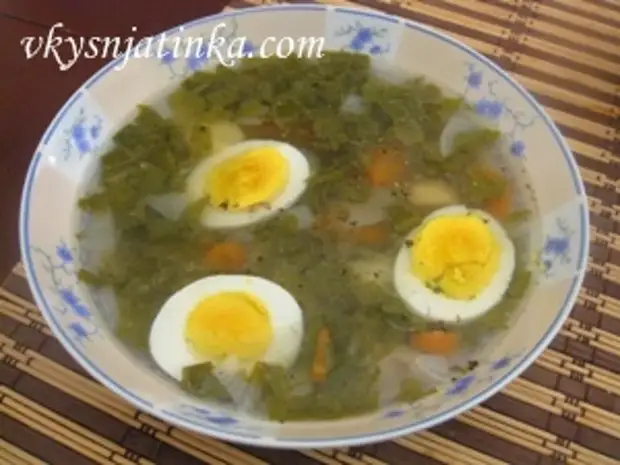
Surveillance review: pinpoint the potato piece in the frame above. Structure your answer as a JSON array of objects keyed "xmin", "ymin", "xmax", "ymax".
[
  {"xmin": 209, "ymin": 121, "xmax": 245, "ymax": 154},
  {"xmin": 408, "ymin": 179, "xmax": 458, "ymax": 207}
]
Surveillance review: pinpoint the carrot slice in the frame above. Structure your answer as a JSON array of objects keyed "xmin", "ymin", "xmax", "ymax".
[
  {"xmin": 350, "ymin": 222, "xmax": 391, "ymax": 246},
  {"xmin": 470, "ymin": 165, "xmax": 513, "ymax": 219},
  {"xmin": 205, "ymin": 242, "xmax": 247, "ymax": 272},
  {"xmin": 484, "ymin": 186, "xmax": 512, "ymax": 219},
  {"xmin": 366, "ymin": 147, "xmax": 407, "ymax": 187},
  {"xmin": 411, "ymin": 330, "xmax": 459, "ymax": 356},
  {"xmin": 311, "ymin": 327, "xmax": 331, "ymax": 382}
]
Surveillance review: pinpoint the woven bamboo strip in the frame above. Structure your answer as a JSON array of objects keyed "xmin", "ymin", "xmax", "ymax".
[
  {"xmin": 0, "ymin": 346, "xmax": 141, "ymax": 426},
  {"xmin": 605, "ymin": 263, "xmax": 620, "ymax": 281},
  {"xmin": 332, "ymin": 451, "xmax": 384, "ymax": 465},
  {"xmin": 506, "ymin": 378, "xmax": 620, "ymax": 440},
  {"xmin": 0, "ymin": 303, "xmax": 31, "ymax": 326},
  {"xmin": 315, "ymin": 0, "xmax": 370, "ymax": 5},
  {"xmin": 0, "ymin": 301, "xmax": 52, "ymax": 336},
  {"xmin": 0, "ymin": 288, "xmax": 40, "ymax": 313},
  {"xmin": 417, "ymin": 430, "xmax": 508, "ymax": 465},
  {"xmin": 566, "ymin": 138, "xmax": 617, "ymax": 165},
  {"xmin": 0, "ymin": 403, "xmax": 119, "ymax": 465},
  {"xmin": 151, "ymin": 432, "xmax": 229, "ymax": 465},
  {"xmin": 474, "ymin": 406, "xmax": 555, "ymax": 440},
  {"xmin": 513, "ymin": 55, "xmax": 618, "ymax": 96},
  {"xmin": 545, "ymin": 108, "xmax": 613, "ymax": 142},
  {"xmin": 300, "ymin": 450, "xmax": 342, "ymax": 465},
  {"xmin": 595, "ymin": 0, "xmax": 620, "ymax": 10},
  {"xmin": 322, "ymin": 452, "xmax": 358, "ymax": 465},
  {"xmin": 534, "ymin": 357, "xmax": 620, "ymax": 396},
  {"xmin": 0, "ymin": 387, "xmax": 136, "ymax": 460},
  {"xmin": 510, "ymin": 374, "xmax": 620, "ymax": 442},
  {"xmin": 577, "ymin": 415, "xmax": 620, "ymax": 446},
  {"xmin": 0, "ymin": 298, "xmax": 27, "ymax": 316},
  {"xmin": 0, "ymin": 339, "xmax": 271, "ymax": 465},
  {"xmin": 394, "ymin": 434, "xmax": 507, "ymax": 465},
  {"xmin": 442, "ymin": 0, "xmax": 516, "ymax": 22},
  {"xmin": 565, "ymin": 318, "xmax": 620, "ymax": 351},
  {"xmin": 355, "ymin": 453, "xmax": 388, "ymax": 465},
  {"xmin": 136, "ymin": 412, "xmax": 170, "ymax": 432},
  {"xmin": 546, "ymin": 0, "xmax": 620, "ymax": 25},
  {"xmin": 458, "ymin": 412, "xmax": 555, "ymax": 458},
  {"xmin": 569, "ymin": 443, "xmax": 620, "ymax": 465},
  {"xmin": 0, "ymin": 395, "xmax": 144, "ymax": 465},
  {"xmin": 513, "ymin": 73, "xmax": 617, "ymax": 120},
  {"xmin": 391, "ymin": 0, "xmax": 512, "ymax": 38},
  {"xmin": 581, "ymin": 171, "xmax": 610, "ymax": 190},
  {"xmin": 0, "ymin": 337, "xmax": 132, "ymax": 409},
  {"xmin": 167, "ymin": 430, "xmax": 268, "ymax": 465},
  {"xmin": 590, "ymin": 196, "xmax": 615, "ymax": 216},
  {"xmin": 600, "ymin": 295, "xmax": 620, "ymax": 314},
  {"xmin": 540, "ymin": 350, "xmax": 620, "ymax": 393},
  {"xmin": 0, "ymin": 439, "xmax": 46, "ymax": 465},
  {"xmin": 526, "ymin": 13, "xmax": 620, "ymax": 52},
  {"xmin": 1, "ymin": 299, "xmax": 46, "ymax": 325},
  {"xmin": 0, "ymin": 454, "xmax": 29, "ymax": 465},
  {"xmin": 521, "ymin": 34, "xmax": 620, "ymax": 75},
  {"xmin": 558, "ymin": 330, "xmax": 620, "ymax": 375}
]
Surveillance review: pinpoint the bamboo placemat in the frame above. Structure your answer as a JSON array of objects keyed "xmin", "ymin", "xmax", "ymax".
[{"xmin": 2, "ymin": 0, "xmax": 619, "ymax": 464}]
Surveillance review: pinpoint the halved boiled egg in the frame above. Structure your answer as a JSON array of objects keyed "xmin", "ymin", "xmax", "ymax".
[
  {"xmin": 393, "ymin": 205, "xmax": 515, "ymax": 323},
  {"xmin": 149, "ymin": 275, "xmax": 304, "ymax": 381},
  {"xmin": 186, "ymin": 139, "xmax": 310, "ymax": 228}
]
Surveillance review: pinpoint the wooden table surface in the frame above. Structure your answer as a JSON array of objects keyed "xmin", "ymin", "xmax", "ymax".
[{"xmin": 0, "ymin": 0, "xmax": 229, "ymax": 278}]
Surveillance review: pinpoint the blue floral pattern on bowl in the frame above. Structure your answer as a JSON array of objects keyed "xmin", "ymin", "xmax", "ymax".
[
  {"xmin": 535, "ymin": 200, "xmax": 585, "ymax": 282},
  {"xmin": 443, "ymin": 352, "xmax": 522, "ymax": 398},
  {"xmin": 335, "ymin": 21, "xmax": 391, "ymax": 55},
  {"xmin": 62, "ymin": 108, "xmax": 104, "ymax": 161},
  {"xmin": 31, "ymin": 240, "xmax": 100, "ymax": 345},
  {"xmin": 540, "ymin": 217, "xmax": 576, "ymax": 278},
  {"xmin": 380, "ymin": 351, "xmax": 523, "ymax": 419},
  {"xmin": 325, "ymin": 9, "xmax": 401, "ymax": 61},
  {"xmin": 165, "ymin": 404, "xmax": 238, "ymax": 427},
  {"xmin": 41, "ymin": 92, "xmax": 108, "ymax": 170},
  {"xmin": 463, "ymin": 63, "xmax": 537, "ymax": 158},
  {"xmin": 162, "ymin": 403, "xmax": 262, "ymax": 437}
]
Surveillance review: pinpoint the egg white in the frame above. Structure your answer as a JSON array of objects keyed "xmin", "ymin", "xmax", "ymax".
[
  {"xmin": 393, "ymin": 205, "xmax": 516, "ymax": 323},
  {"xmin": 186, "ymin": 139, "xmax": 311, "ymax": 229},
  {"xmin": 149, "ymin": 274, "xmax": 305, "ymax": 381}
]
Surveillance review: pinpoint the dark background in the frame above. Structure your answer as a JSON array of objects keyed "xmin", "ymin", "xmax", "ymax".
[{"xmin": 0, "ymin": 0, "xmax": 229, "ymax": 278}]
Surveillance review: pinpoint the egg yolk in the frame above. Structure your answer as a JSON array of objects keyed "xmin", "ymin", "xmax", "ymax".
[
  {"xmin": 206, "ymin": 147, "xmax": 289, "ymax": 210},
  {"xmin": 184, "ymin": 292, "xmax": 273, "ymax": 361},
  {"xmin": 410, "ymin": 214, "xmax": 501, "ymax": 300}
]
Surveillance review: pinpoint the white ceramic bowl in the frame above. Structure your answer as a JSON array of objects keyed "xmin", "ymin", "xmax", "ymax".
[{"xmin": 19, "ymin": 5, "xmax": 589, "ymax": 449}]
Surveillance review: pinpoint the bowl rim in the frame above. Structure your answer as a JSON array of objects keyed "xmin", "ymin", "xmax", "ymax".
[{"xmin": 19, "ymin": 3, "xmax": 590, "ymax": 449}]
